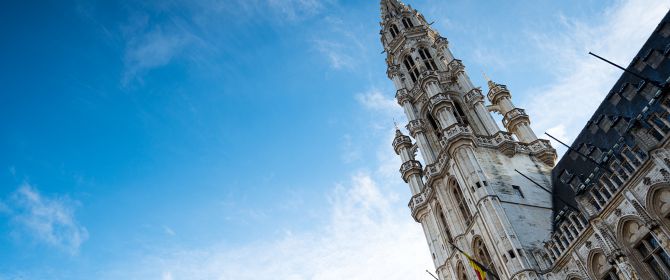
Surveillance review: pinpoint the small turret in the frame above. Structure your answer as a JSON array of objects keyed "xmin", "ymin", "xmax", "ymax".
[
  {"xmin": 485, "ymin": 76, "xmax": 538, "ymax": 143},
  {"xmin": 392, "ymin": 128, "xmax": 425, "ymax": 195}
]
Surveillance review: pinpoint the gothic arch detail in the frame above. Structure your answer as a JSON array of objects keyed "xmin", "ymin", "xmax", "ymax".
[
  {"xmin": 587, "ymin": 250, "xmax": 618, "ymax": 280},
  {"xmin": 645, "ymin": 183, "xmax": 670, "ymax": 230},
  {"xmin": 472, "ymin": 236, "xmax": 498, "ymax": 278}
]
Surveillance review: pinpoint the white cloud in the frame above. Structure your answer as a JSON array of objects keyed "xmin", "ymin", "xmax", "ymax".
[
  {"xmin": 355, "ymin": 88, "xmax": 403, "ymax": 116},
  {"xmin": 122, "ymin": 22, "xmax": 194, "ymax": 85},
  {"xmin": 313, "ymin": 39, "xmax": 356, "ymax": 70},
  {"xmin": 526, "ymin": 0, "xmax": 669, "ymax": 147},
  {"xmin": 103, "ymin": 173, "xmax": 432, "ymax": 280},
  {"xmin": 4, "ymin": 183, "xmax": 89, "ymax": 254}
]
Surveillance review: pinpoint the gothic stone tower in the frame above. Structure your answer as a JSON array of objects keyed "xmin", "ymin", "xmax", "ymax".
[{"xmin": 381, "ymin": 1, "xmax": 559, "ymax": 279}]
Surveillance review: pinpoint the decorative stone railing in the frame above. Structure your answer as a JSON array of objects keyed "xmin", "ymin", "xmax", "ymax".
[
  {"xmin": 475, "ymin": 131, "xmax": 515, "ymax": 148},
  {"xmin": 487, "ymin": 83, "xmax": 510, "ymax": 103},
  {"xmin": 395, "ymin": 88, "xmax": 412, "ymax": 105},
  {"xmin": 406, "ymin": 119, "xmax": 427, "ymax": 137},
  {"xmin": 400, "ymin": 160, "xmax": 423, "ymax": 182},
  {"xmin": 464, "ymin": 88, "xmax": 484, "ymax": 105},
  {"xmin": 424, "ymin": 151, "xmax": 450, "ymax": 185},
  {"xmin": 527, "ymin": 139, "xmax": 553, "ymax": 153},
  {"xmin": 408, "ymin": 186, "xmax": 433, "ymax": 220},
  {"xmin": 392, "ymin": 134, "xmax": 412, "ymax": 154},
  {"xmin": 439, "ymin": 124, "xmax": 475, "ymax": 154},
  {"xmin": 502, "ymin": 108, "xmax": 529, "ymax": 128},
  {"xmin": 428, "ymin": 93, "xmax": 452, "ymax": 115},
  {"xmin": 447, "ymin": 59, "xmax": 464, "ymax": 76}
]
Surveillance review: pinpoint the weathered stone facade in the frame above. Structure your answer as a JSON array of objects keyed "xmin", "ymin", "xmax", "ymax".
[{"xmin": 381, "ymin": 1, "xmax": 670, "ymax": 279}]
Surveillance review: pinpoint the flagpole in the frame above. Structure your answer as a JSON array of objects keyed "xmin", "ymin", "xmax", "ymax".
[{"xmin": 426, "ymin": 270, "xmax": 439, "ymax": 280}]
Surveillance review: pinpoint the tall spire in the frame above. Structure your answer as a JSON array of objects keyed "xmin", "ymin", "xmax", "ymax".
[
  {"xmin": 380, "ymin": 0, "xmax": 404, "ymax": 18},
  {"xmin": 482, "ymin": 72, "xmax": 496, "ymax": 89}
]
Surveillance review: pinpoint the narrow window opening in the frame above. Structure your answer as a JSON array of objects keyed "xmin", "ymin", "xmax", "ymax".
[
  {"xmin": 453, "ymin": 102, "xmax": 469, "ymax": 125},
  {"xmin": 453, "ymin": 182, "xmax": 473, "ymax": 224},
  {"xmin": 426, "ymin": 113, "xmax": 442, "ymax": 139},
  {"xmin": 389, "ymin": 24, "xmax": 400, "ymax": 38},
  {"xmin": 418, "ymin": 48, "xmax": 438, "ymax": 71},
  {"xmin": 512, "ymin": 185, "xmax": 524, "ymax": 198},
  {"xmin": 438, "ymin": 211, "xmax": 453, "ymax": 243},
  {"xmin": 403, "ymin": 56, "xmax": 420, "ymax": 83},
  {"xmin": 402, "ymin": 18, "xmax": 414, "ymax": 28},
  {"xmin": 508, "ymin": 250, "xmax": 516, "ymax": 258}
]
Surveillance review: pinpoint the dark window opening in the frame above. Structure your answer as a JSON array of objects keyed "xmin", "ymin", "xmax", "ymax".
[
  {"xmin": 403, "ymin": 56, "xmax": 420, "ymax": 83},
  {"xmin": 512, "ymin": 185, "xmax": 524, "ymax": 198},
  {"xmin": 453, "ymin": 183, "xmax": 473, "ymax": 223},
  {"xmin": 508, "ymin": 250, "xmax": 516, "ymax": 258},
  {"xmin": 426, "ymin": 113, "xmax": 442, "ymax": 139},
  {"xmin": 389, "ymin": 24, "xmax": 400, "ymax": 38},
  {"xmin": 418, "ymin": 48, "xmax": 438, "ymax": 71},
  {"xmin": 453, "ymin": 102, "xmax": 469, "ymax": 125},
  {"xmin": 402, "ymin": 18, "xmax": 414, "ymax": 28}
]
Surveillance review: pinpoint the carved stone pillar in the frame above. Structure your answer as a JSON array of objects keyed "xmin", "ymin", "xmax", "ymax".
[{"xmin": 613, "ymin": 256, "xmax": 639, "ymax": 280}]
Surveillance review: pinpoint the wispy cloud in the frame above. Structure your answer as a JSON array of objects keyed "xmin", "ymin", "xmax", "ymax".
[
  {"xmin": 312, "ymin": 16, "xmax": 373, "ymax": 71},
  {"xmin": 313, "ymin": 39, "xmax": 356, "ymax": 70},
  {"xmin": 268, "ymin": 0, "xmax": 328, "ymax": 22},
  {"xmin": 102, "ymin": 173, "xmax": 431, "ymax": 280},
  {"xmin": 121, "ymin": 15, "xmax": 197, "ymax": 86},
  {"xmin": 3, "ymin": 183, "xmax": 88, "ymax": 254},
  {"xmin": 525, "ymin": 0, "xmax": 669, "ymax": 151},
  {"xmin": 355, "ymin": 87, "xmax": 402, "ymax": 116}
]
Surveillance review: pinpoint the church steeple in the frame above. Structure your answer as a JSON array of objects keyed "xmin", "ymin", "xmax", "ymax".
[
  {"xmin": 382, "ymin": 2, "xmax": 558, "ymax": 279},
  {"xmin": 380, "ymin": 0, "xmax": 403, "ymax": 17}
]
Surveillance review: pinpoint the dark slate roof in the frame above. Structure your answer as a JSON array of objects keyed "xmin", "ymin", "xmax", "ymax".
[{"xmin": 550, "ymin": 10, "xmax": 670, "ymax": 226}]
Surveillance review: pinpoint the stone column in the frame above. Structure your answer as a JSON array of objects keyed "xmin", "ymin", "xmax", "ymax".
[{"xmin": 397, "ymin": 89, "xmax": 438, "ymax": 164}]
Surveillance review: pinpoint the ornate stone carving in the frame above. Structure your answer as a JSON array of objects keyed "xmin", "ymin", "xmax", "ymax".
[
  {"xmin": 400, "ymin": 160, "xmax": 423, "ymax": 183},
  {"xmin": 463, "ymin": 88, "xmax": 484, "ymax": 105},
  {"xmin": 502, "ymin": 108, "xmax": 530, "ymax": 130},
  {"xmin": 408, "ymin": 186, "xmax": 433, "ymax": 221},
  {"xmin": 487, "ymin": 83, "xmax": 512, "ymax": 104},
  {"xmin": 427, "ymin": 92, "xmax": 452, "ymax": 115},
  {"xmin": 406, "ymin": 119, "xmax": 427, "ymax": 137},
  {"xmin": 447, "ymin": 59, "xmax": 464, "ymax": 76},
  {"xmin": 392, "ymin": 134, "xmax": 413, "ymax": 155},
  {"xmin": 395, "ymin": 88, "xmax": 412, "ymax": 105}
]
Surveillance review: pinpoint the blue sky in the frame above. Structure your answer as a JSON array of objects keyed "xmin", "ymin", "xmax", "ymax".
[{"xmin": 0, "ymin": 0, "xmax": 668, "ymax": 279}]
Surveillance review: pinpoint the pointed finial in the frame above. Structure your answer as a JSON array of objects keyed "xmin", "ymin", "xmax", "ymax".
[
  {"xmin": 482, "ymin": 71, "xmax": 496, "ymax": 89},
  {"xmin": 394, "ymin": 119, "xmax": 403, "ymax": 136}
]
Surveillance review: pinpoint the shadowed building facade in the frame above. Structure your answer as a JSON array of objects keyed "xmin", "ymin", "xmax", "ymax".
[{"xmin": 381, "ymin": 1, "xmax": 670, "ymax": 279}]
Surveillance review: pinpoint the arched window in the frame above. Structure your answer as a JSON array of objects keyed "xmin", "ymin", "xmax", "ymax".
[
  {"xmin": 453, "ymin": 102, "xmax": 469, "ymax": 125},
  {"xmin": 650, "ymin": 186, "xmax": 670, "ymax": 230},
  {"xmin": 403, "ymin": 55, "xmax": 420, "ymax": 83},
  {"xmin": 456, "ymin": 261, "xmax": 467, "ymax": 280},
  {"xmin": 622, "ymin": 219, "xmax": 670, "ymax": 279},
  {"xmin": 426, "ymin": 113, "xmax": 442, "ymax": 139},
  {"xmin": 418, "ymin": 48, "xmax": 438, "ymax": 71},
  {"xmin": 452, "ymin": 180, "xmax": 472, "ymax": 223},
  {"xmin": 436, "ymin": 204, "xmax": 453, "ymax": 243},
  {"xmin": 389, "ymin": 24, "xmax": 400, "ymax": 38},
  {"xmin": 402, "ymin": 17, "xmax": 414, "ymax": 29},
  {"xmin": 473, "ymin": 237, "xmax": 498, "ymax": 278},
  {"xmin": 590, "ymin": 252, "xmax": 620, "ymax": 280}
]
